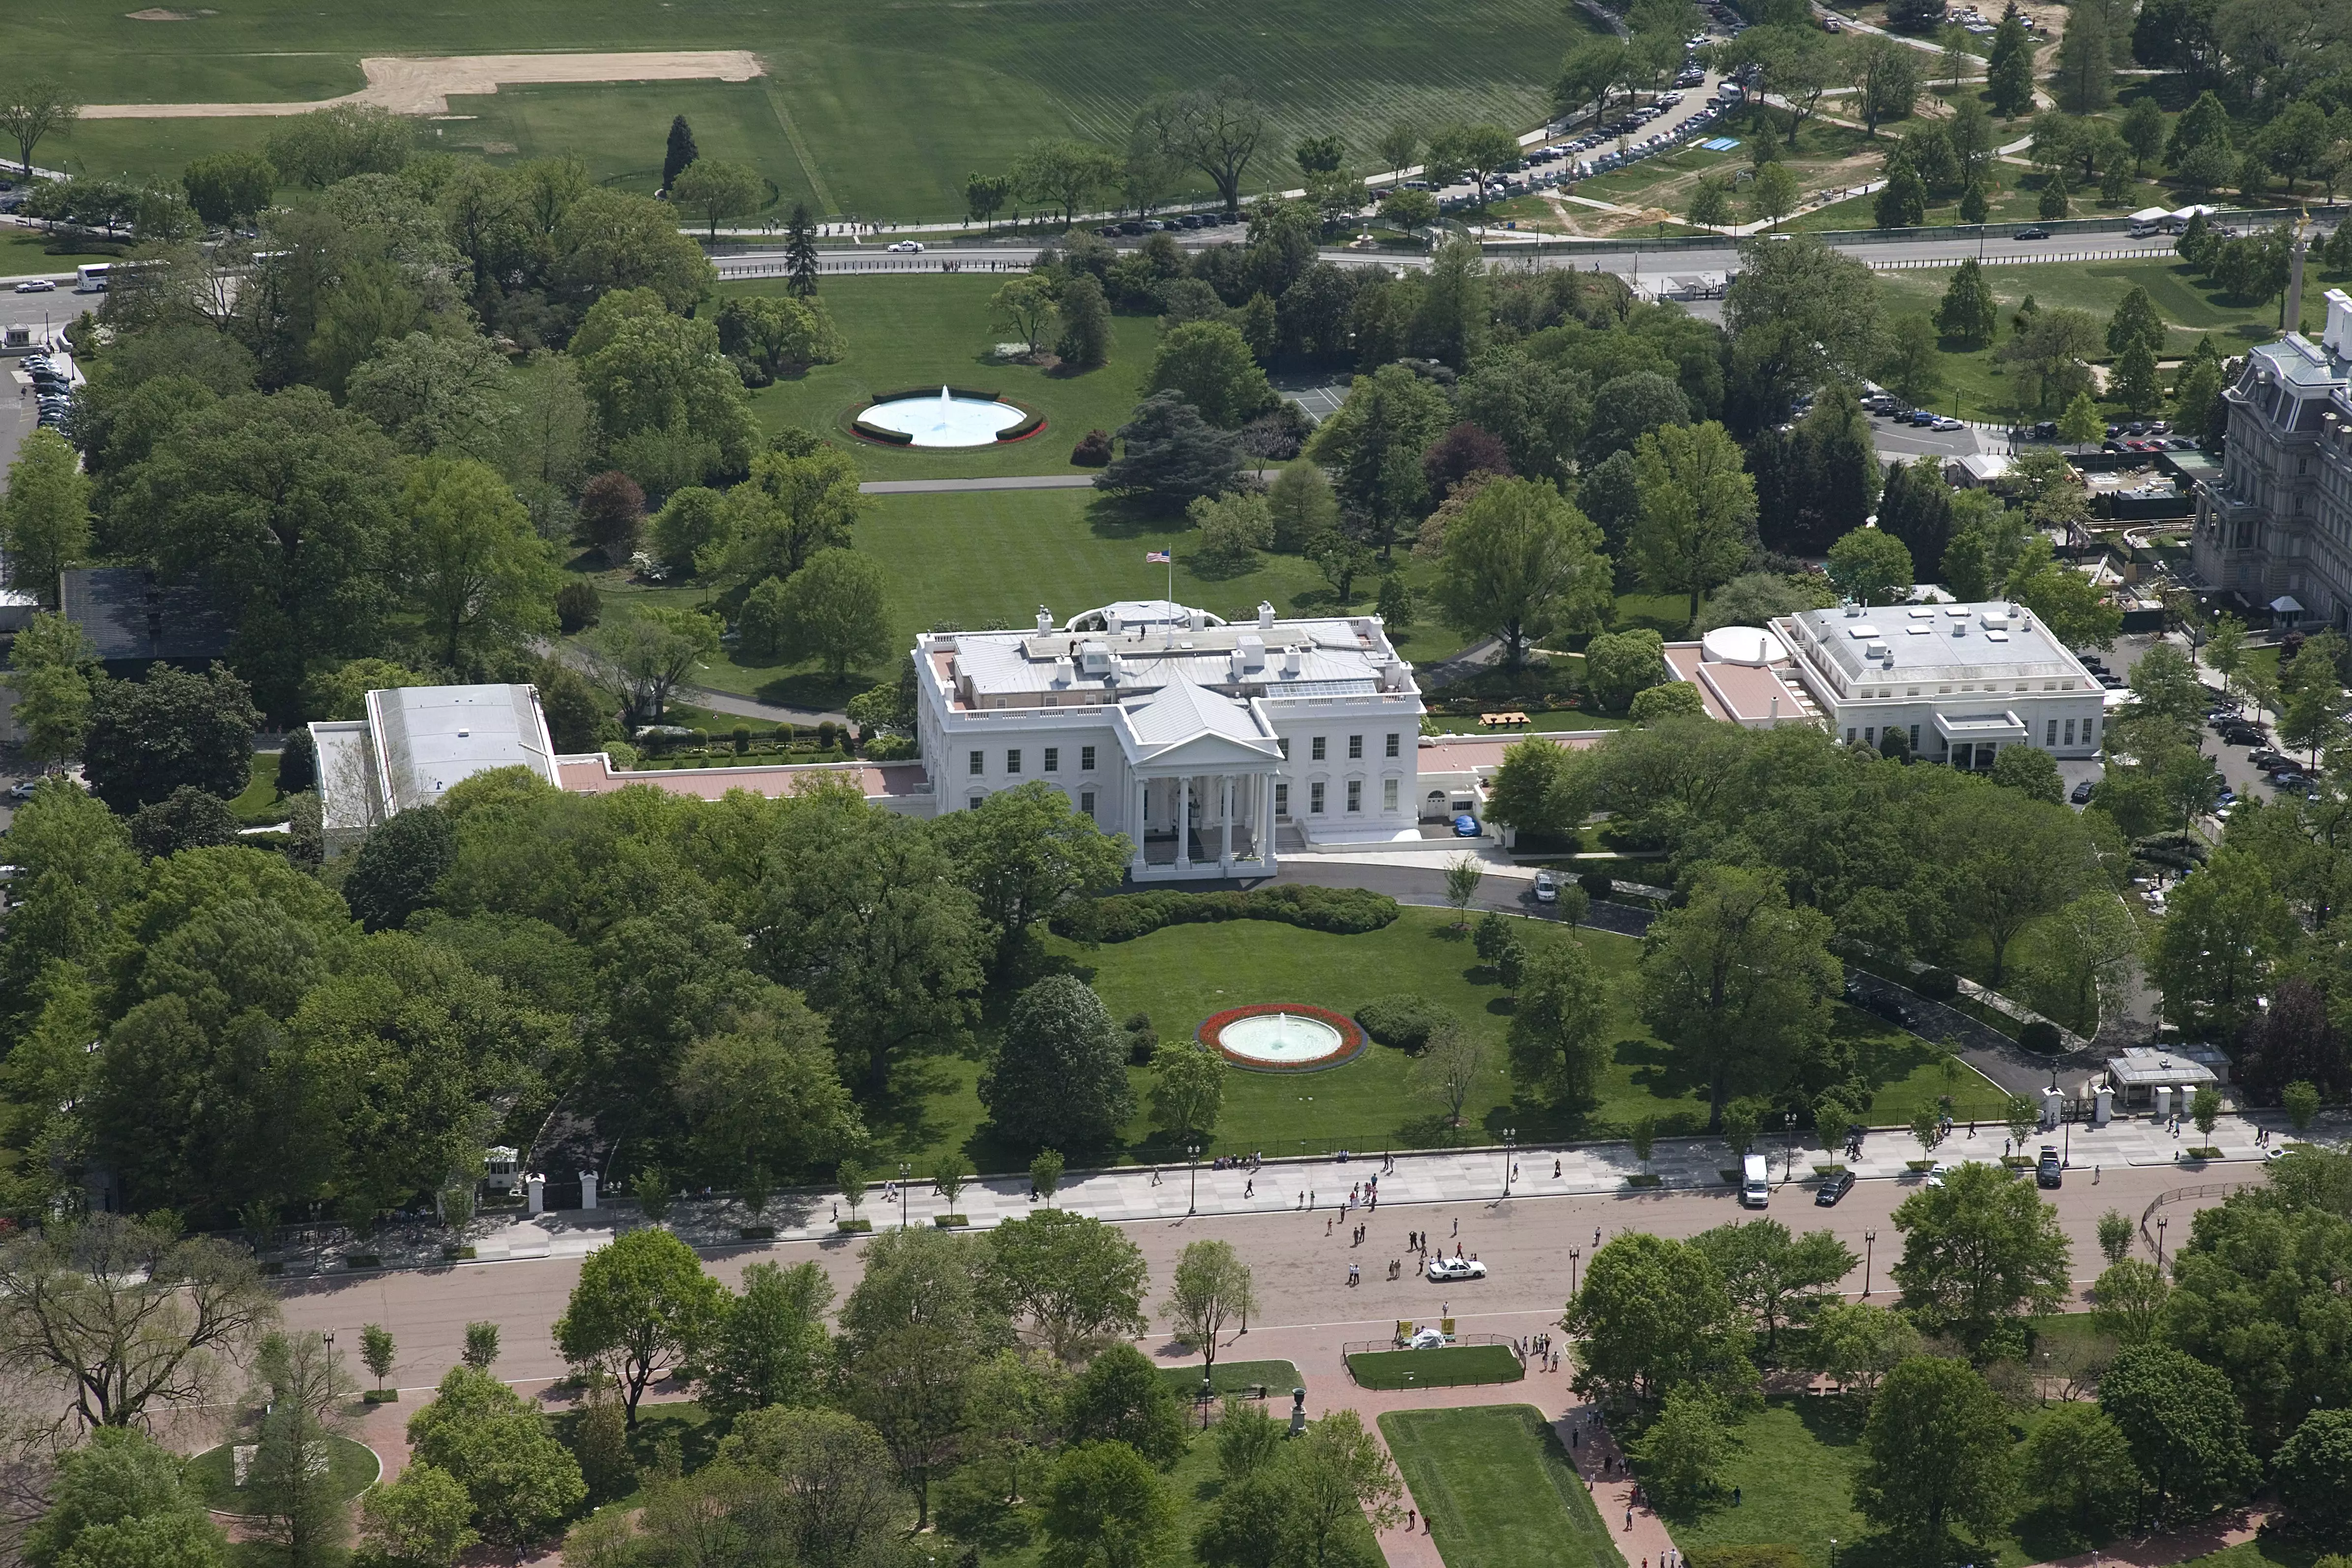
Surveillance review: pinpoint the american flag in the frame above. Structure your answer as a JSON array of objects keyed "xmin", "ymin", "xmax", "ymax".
[{"xmin": 1146, "ymin": 549, "xmax": 1171, "ymax": 563}]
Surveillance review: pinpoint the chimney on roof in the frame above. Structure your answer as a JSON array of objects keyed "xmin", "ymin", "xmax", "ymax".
[
  {"xmin": 1054, "ymin": 655, "xmax": 1074, "ymax": 684},
  {"xmin": 1188, "ymin": 608, "xmax": 1206, "ymax": 633},
  {"xmin": 1237, "ymin": 633, "xmax": 1265, "ymax": 670},
  {"xmin": 1036, "ymin": 606, "xmax": 1054, "ymax": 632},
  {"xmin": 1283, "ymin": 647, "xmax": 1302, "ymax": 677},
  {"xmin": 1258, "ymin": 601, "xmax": 1275, "ymax": 629}
]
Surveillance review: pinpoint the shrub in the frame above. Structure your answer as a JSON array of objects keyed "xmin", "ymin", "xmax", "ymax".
[
  {"xmin": 1071, "ymin": 429, "xmax": 1114, "ymax": 466},
  {"xmin": 1577, "ymin": 872, "xmax": 1614, "ymax": 902},
  {"xmin": 996, "ymin": 410, "xmax": 1046, "ymax": 442},
  {"xmin": 1050, "ymin": 884, "xmax": 1399, "ymax": 944},
  {"xmin": 2019, "ymin": 1020, "xmax": 2062, "ymax": 1053},
  {"xmin": 818, "ymin": 720, "xmax": 839, "ymax": 749},
  {"xmin": 731, "ymin": 726, "xmax": 750, "ymax": 754},
  {"xmin": 1354, "ymin": 994, "xmax": 1452, "ymax": 1052},
  {"xmin": 1914, "ymin": 968, "xmax": 1960, "ymax": 1000}
]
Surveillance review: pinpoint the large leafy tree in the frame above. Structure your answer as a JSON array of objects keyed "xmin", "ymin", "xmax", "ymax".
[
  {"xmin": 1041, "ymin": 1441, "xmax": 1176, "ymax": 1568},
  {"xmin": 1505, "ymin": 935, "xmax": 1612, "ymax": 1108},
  {"xmin": 22, "ymin": 1426, "xmax": 227, "ymax": 1568},
  {"xmin": 2099, "ymin": 1343, "xmax": 2259, "ymax": 1522},
  {"xmin": 1723, "ymin": 235, "xmax": 1881, "ymax": 432},
  {"xmin": 934, "ymin": 781, "xmax": 1131, "ymax": 964},
  {"xmin": 979, "ymin": 975, "xmax": 1135, "ymax": 1152},
  {"xmin": 676, "ymin": 997, "xmax": 864, "ymax": 1188},
  {"xmin": 1147, "ymin": 321, "xmax": 1274, "ymax": 429},
  {"xmin": 553, "ymin": 1228, "xmax": 727, "ymax": 1425},
  {"xmin": 1159, "ymin": 1240, "xmax": 1255, "ymax": 1381},
  {"xmin": 1889, "ymin": 1160, "xmax": 2071, "ymax": 1358},
  {"xmin": 1305, "ymin": 363, "xmax": 1453, "ymax": 554},
  {"xmin": 1852, "ymin": 1356, "xmax": 2017, "ymax": 1545},
  {"xmin": 1431, "ymin": 476, "xmax": 1613, "ymax": 671},
  {"xmin": 1636, "ymin": 864, "xmax": 1840, "ymax": 1129},
  {"xmin": 702, "ymin": 1260, "xmax": 835, "ymax": 1416},
  {"xmin": 119, "ymin": 388, "xmax": 402, "ymax": 717},
  {"xmin": 1629, "ymin": 420, "xmax": 1758, "ymax": 629},
  {"xmin": 1690, "ymin": 1219, "xmax": 1858, "ymax": 1356},
  {"xmin": 757, "ymin": 787, "xmax": 989, "ymax": 1094},
  {"xmin": 2, "ymin": 428, "xmax": 92, "ymax": 607},
  {"xmin": 2163, "ymin": 1183, "xmax": 2352, "ymax": 1453},
  {"xmin": 405, "ymin": 1365, "xmax": 586, "ymax": 1545},
  {"xmin": 80, "ymin": 664, "xmax": 261, "ymax": 815},
  {"xmin": 1560, "ymin": 1231, "xmax": 1755, "ymax": 1408},
  {"xmin": 981, "ymin": 1210, "xmax": 1150, "ymax": 1364},
  {"xmin": 397, "ymin": 457, "xmax": 559, "ymax": 669}
]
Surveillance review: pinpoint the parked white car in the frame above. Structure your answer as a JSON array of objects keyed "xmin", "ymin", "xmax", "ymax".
[{"xmin": 1426, "ymin": 1256, "xmax": 1488, "ymax": 1281}]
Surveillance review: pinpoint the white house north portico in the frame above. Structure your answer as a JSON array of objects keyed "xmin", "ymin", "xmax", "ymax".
[{"xmin": 913, "ymin": 600, "xmax": 1427, "ymax": 877}]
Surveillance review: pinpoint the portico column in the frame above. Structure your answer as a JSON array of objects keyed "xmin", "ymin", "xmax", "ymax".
[
  {"xmin": 1176, "ymin": 775, "xmax": 1191, "ymax": 869},
  {"xmin": 1133, "ymin": 779, "xmax": 1149, "ymax": 874},
  {"xmin": 1262, "ymin": 772, "xmax": 1277, "ymax": 868},
  {"xmin": 1220, "ymin": 775, "xmax": 1234, "ymax": 866}
]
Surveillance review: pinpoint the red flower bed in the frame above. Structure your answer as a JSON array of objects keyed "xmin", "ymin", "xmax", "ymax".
[{"xmin": 1198, "ymin": 1003, "xmax": 1367, "ymax": 1071}]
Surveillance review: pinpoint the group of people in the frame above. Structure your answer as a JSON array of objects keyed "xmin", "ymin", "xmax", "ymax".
[{"xmin": 1515, "ymin": 1331, "xmax": 1559, "ymax": 1373}]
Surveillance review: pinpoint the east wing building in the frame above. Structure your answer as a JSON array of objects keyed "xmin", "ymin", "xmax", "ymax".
[
  {"xmin": 915, "ymin": 600, "xmax": 1427, "ymax": 877},
  {"xmin": 2190, "ymin": 288, "xmax": 2352, "ymax": 621}
]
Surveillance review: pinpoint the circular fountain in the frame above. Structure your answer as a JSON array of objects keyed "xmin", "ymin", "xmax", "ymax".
[
  {"xmin": 1198, "ymin": 1004, "xmax": 1366, "ymax": 1071},
  {"xmin": 855, "ymin": 385, "xmax": 1031, "ymax": 447}
]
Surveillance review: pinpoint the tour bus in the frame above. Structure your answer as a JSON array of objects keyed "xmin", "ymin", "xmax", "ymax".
[
  {"xmin": 73, "ymin": 263, "xmax": 109, "ymax": 293},
  {"xmin": 1740, "ymin": 1154, "xmax": 1770, "ymax": 1208}
]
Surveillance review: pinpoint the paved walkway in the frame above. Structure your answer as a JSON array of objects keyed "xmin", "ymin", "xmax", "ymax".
[{"xmin": 284, "ymin": 1112, "xmax": 2312, "ymax": 1274}]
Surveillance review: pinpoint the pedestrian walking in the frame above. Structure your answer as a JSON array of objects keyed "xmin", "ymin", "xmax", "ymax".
[
  {"xmin": 1452, "ymin": 1217, "xmax": 1460, "ymax": 1237},
  {"xmin": 1553, "ymin": 1157, "xmax": 1562, "ymax": 1178},
  {"xmin": 1406, "ymin": 1510, "xmax": 1415, "ymax": 1532},
  {"xmin": 1245, "ymin": 1178, "xmax": 1254, "ymax": 1197}
]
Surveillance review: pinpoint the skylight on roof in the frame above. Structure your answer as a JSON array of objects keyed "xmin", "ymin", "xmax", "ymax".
[
  {"xmin": 1907, "ymin": 625, "xmax": 1930, "ymax": 635},
  {"xmin": 1847, "ymin": 624, "xmax": 1880, "ymax": 639}
]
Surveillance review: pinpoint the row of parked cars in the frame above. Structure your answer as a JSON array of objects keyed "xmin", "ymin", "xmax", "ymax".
[
  {"xmin": 1090, "ymin": 212, "xmax": 1236, "ymax": 240},
  {"xmin": 21, "ymin": 351, "xmax": 71, "ymax": 432}
]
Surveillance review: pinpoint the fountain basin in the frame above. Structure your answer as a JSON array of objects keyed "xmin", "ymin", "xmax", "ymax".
[
  {"xmin": 854, "ymin": 385, "xmax": 1037, "ymax": 447},
  {"xmin": 1199, "ymin": 1003, "xmax": 1366, "ymax": 1072}
]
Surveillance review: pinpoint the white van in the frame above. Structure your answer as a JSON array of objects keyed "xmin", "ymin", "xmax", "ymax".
[{"xmin": 1740, "ymin": 1154, "xmax": 1769, "ymax": 1208}]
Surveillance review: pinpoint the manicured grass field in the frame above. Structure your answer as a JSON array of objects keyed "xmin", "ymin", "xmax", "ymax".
[
  {"xmin": 587, "ymin": 485, "xmax": 1470, "ymax": 712},
  {"xmin": 729, "ymin": 275, "xmax": 1164, "ymax": 480},
  {"xmin": 1379, "ymin": 1406, "xmax": 1625, "ymax": 1568},
  {"xmin": 1348, "ymin": 1344, "xmax": 1524, "ymax": 1390},
  {"xmin": 0, "ymin": 0, "xmax": 1591, "ymax": 220},
  {"xmin": 186, "ymin": 1435, "xmax": 380, "ymax": 1512},
  {"xmin": 871, "ymin": 907, "xmax": 2008, "ymax": 1171},
  {"xmin": 1157, "ymin": 1358, "xmax": 1303, "ymax": 1398},
  {"xmin": 229, "ymin": 752, "xmax": 291, "ymax": 826}
]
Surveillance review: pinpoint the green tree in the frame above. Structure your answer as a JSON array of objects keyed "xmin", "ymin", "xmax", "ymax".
[
  {"xmin": 1987, "ymin": 6, "xmax": 2036, "ymax": 115},
  {"xmin": 1824, "ymin": 527, "xmax": 1915, "ymax": 606},
  {"xmin": 573, "ymin": 291, "xmax": 759, "ymax": 488},
  {"xmin": 1687, "ymin": 175, "xmax": 1734, "ymax": 228},
  {"xmin": 2099, "ymin": 1342, "xmax": 2258, "ymax": 1522},
  {"xmin": 1890, "ymin": 1160, "xmax": 2071, "ymax": 1357},
  {"xmin": 1849, "ymin": 34, "xmax": 1919, "ymax": 135},
  {"xmin": 2088, "ymin": 1258, "xmax": 2169, "ymax": 1347},
  {"xmin": 1633, "ymin": 1387, "xmax": 1730, "ymax": 1510},
  {"xmin": 992, "ymin": 275, "xmax": 1061, "ymax": 355},
  {"xmin": 405, "ymin": 1365, "xmax": 586, "ymax": 1546},
  {"xmin": 726, "ymin": 444, "xmax": 866, "ymax": 584},
  {"xmin": 1630, "ymin": 420, "xmax": 1758, "ymax": 629},
  {"xmin": 1148, "ymin": 321, "xmax": 1274, "ymax": 428},
  {"xmin": 1561, "ymin": 1231, "xmax": 1755, "ymax": 1408},
  {"xmin": 935, "ymin": 780, "xmax": 1131, "ymax": 958},
  {"xmin": 1808, "ymin": 1301, "xmax": 1923, "ymax": 1397},
  {"xmin": 180, "ymin": 150, "xmax": 276, "ymax": 227},
  {"xmin": 1041, "ymin": 1441, "xmax": 1176, "ymax": 1568},
  {"xmin": 1064, "ymin": 1344, "xmax": 1188, "ymax": 1469},
  {"xmin": 347, "ymin": 332, "xmax": 517, "ymax": 461},
  {"xmin": 359, "ymin": 1323, "xmax": 395, "ymax": 1392},
  {"xmin": 2, "ymin": 428, "xmax": 91, "ymax": 607},
  {"xmin": 1098, "ymin": 392, "xmax": 1245, "ymax": 512},
  {"xmin": 677, "ymin": 1003, "xmax": 863, "ymax": 1189},
  {"xmin": 2275, "ymin": 1409, "xmax": 2352, "ymax": 1538},
  {"xmin": 1149, "ymin": 1040, "xmax": 1226, "ymax": 1142},
  {"xmin": 979, "ymin": 975, "xmax": 1136, "ymax": 1152},
  {"xmin": 553, "ymin": 1228, "xmax": 727, "ymax": 1425},
  {"xmin": 587, "ymin": 605, "xmax": 721, "ymax": 725},
  {"xmin": 2018, "ymin": 1403, "xmax": 2139, "ymax": 1538},
  {"xmin": 398, "ymin": 457, "xmax": 559, "ymax": 668},
  {"xmin": 80, "ymin": 663, "xmax": 261, "ymax": 815},
  {"xmin": 1878, "ymin": 313, "xmax": 1945, "ymax": 406},
  {"xmin": 359, "ymin": 1460, "xmax": 478, "ymax": 1568},
  {"xmin": 2115, "ymin": 339, "xmax": 2161, "ymax": 414},
  {"xmin": 1876, "ymin": 157, "xmax": 1929, "ymax": 228},
  {"xmin": 1266, "ymin": 461, "xmax": 1340, "ymax": 552},
  {"xmin": 662, "ymin": 115, "xmax": 699, "ymax": 186},
  {"xmin": 669, "ymin": 157, "xmax": 764, "ymax": 237},
  {"xmin": 768, "ymin": 547, "xmax": 890, "ymax": 683},
  {"xmin": 1690, "ymin": 1219, "xmax": 1859, "ymax": 1356},
  {"xmin": 981, "ymin": 1209, "xmax": 1150, "ymax": 1364},
  {"xmin": 1506, "ymin": 936, "xmax": 1612, "ymax": 1109},
  {"xmin": 9, "ymin": 611, "xmax": 98, "ymax": 768},
  {"xmin": 1057, "ymin": 273, "xmax": 1113, "ymax": 369},
  {"xmin": 1637, "ymin": 864, "xmax": 1840, "ymax": 1130},
  {"xmin": 243, "ymin": 1330, "xmax": 353, "ymax": 1568},
  {"xmin": 1306, "ymin": 362, "xmax": 1452, "ymax": 553},
  {"xmin": 2051, "ymin": 2, "xmax": 2115, "ymax": 114},
  {"xmin": 262, "ymin": 104, "xmax": 409, "ymax": 186},
  {"xmin": 1853, "ymin": 1356, "xmax": 2017, "ymax": 1543},
  {"xmin": 1160, "ymin": 1239, "xmax": 1256, "ymax": 1380},
  {"xmin": 1431, "ymin": 475, "xmax": 1613, "ymax": 671},
  {"xmin": 2057, "ymin": 388, "xmax": 2105, "ymax": 446},
  {"xmin": 23, "ymin": 1426, "xmax": 226, "ymax": 1568}
]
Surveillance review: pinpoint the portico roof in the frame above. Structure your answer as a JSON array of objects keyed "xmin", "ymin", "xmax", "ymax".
[
  {"xmin": 1932, "ymin": 710, "xmax": 2028, "ymax": 741},
  {"xmin": 1115, "ymin": 680, "xmax": 1285, "ymax": 768}
]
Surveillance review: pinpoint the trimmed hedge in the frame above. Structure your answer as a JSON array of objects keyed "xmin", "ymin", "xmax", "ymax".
[
  {"xmin": 1051, "ymin": 884, "xmax": 1399, "ymax": 945},
  {"xmin": 997, "ymin": 410, "xmax": 1047, "ymax": 442},
  {"xmin": 1354, "ymin": 993, "xmax": 1452, "ymax": 1052},
  {"xmin": 852, "ymin": 419, "xmax": 913, "ymax": 444},
  {"xmin": 872, "ymin": 385, "xmax": 1002, "ymax": 402},
  {"xmin": 1914, "ymin": 967, "xmax": 1960, "ymax": 1000}
]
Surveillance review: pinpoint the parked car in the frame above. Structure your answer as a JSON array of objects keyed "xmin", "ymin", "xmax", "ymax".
[
  {"xmin": 1451, "ymin": 814, "xmax": 1481, "ymax": 837},
  {"xmin": 2070, "ymin": 779, "xmax": 2095, "ymax": 804},
  {"xmin": 1815, "ymin": 1169, "xmax": 1856, "ymax": 1206},
  {"xmin": 1426, "ymin": 1256, "xmax": 1488, "ymax": 1281},
  {"xmin": 7, "ymin": 780, "xmax": 41, "ymax": 801},
  {"xmin": 1931, "ymin": 415, "xmax": 1964, "ymax": 431},
  {"xmin": 2036, "ymin": 1146, "xmax": 2063, "ymax": 1188},
  {"xmin": 2013, "ymin": 226, "xmax": 2051, "ymax": 240},
  {"xmin": 1533, "ymin": 871, "xmax": 1558, "ymax": 903}
]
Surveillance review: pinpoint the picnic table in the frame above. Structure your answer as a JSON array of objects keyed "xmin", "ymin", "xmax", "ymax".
[{"xmin": 1480, "ymin": 711, "xmax": 1531, "ymax": 729}]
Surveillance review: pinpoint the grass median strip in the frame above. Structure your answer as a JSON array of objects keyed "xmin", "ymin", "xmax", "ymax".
[{"xmin": 1380, "ymin": 1406, "xmax": 1625, "ymax": 1568}]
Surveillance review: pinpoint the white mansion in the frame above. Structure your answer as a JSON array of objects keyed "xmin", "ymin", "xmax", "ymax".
[{"xmin": 915, "ymin": 600, "xmax": 1430, "ymax": 877}]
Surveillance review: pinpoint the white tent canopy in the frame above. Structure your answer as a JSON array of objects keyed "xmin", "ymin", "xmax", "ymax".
[{"xmin": 2129, "ymin": 207, "xmax": 2172, "ymax": 221}]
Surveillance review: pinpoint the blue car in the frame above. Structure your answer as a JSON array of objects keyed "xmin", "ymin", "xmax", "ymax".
[{"xmin": 1452, "ymin": 814, "xmax": 1481, "ymax": 837}]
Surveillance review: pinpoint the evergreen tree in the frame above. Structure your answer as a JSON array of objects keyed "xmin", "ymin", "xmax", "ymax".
[
  {"xmin": 662, "ymin": 116, "xmax": 700, "ymax": 189},
  {"xmin": 2038, "ymin": 174, "xmax": 2071, "ymax": 219},
  {"xmin": 1987, "ymin": 6, "xmax": 2036, "ymax": 116},
  {"xmin": 1097, "ymin": 392, "xmax": 1245, "ymax": 511},
  {"xmin": 2165, "ymin": 90, "xmax": 2232, "ymax": 167},
  {"xmin": 2107, "ymin": 285, "xmax": 2166, "ymax": 359},
  {"xmin": 1876, "ymin": 158, "xmax": 1929, "ymax": 229},
  {"xmin": 2052, "ymin": 2, "xmax": 2115, "ymax": 115},
  {"xmin": 1056, "ymin": 273, "xmax": 1112, "ymax": 368},
  {"xmin": 1958, "ymin": 178, "xmax": 1990, "ymax": 224},
  {"xmin": 786, "ymin": 202, "xmax": 820, "ymax": 299},
  {"xmin": 1935, "ymin": 257, "xmax": 1999, "ymax": 346},
  {"xmin": 980, "ymin": 975, "xmax": 1135, "ymax": 1151},
  {"xmin": 1878, "ymin": 458, "xmax": 1957, "ymax": 569}
]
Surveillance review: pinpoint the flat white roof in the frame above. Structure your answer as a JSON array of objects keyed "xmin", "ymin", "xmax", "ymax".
[
  {"xmin": 1784, "ymin": 601, "xmax": 2095, "ymax": 684},
  {"xmin": 369, "ymin": 683, "xmax": 558, "ymax": 813}
]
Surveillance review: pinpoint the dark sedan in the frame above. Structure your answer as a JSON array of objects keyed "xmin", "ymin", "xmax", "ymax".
[{"xmin": 1815, "ymin": 1169, "xmax": 1856, "ymax": 1206}]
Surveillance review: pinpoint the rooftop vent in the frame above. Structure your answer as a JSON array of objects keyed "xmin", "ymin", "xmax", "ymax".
[
  {"xmin": 1846, "ymin": 624, "xmax": 1880, "ymax": 639},
  {"xmin": 1079, "ymin": 639, "xmax": 1111, "ymax": 675},
  {"xmin": 1237, "ymin": 633, "xmax": 1266, "ymax": 670},
  {"xmin": 1986, "ymin": 629, "xmax": 2011, "ymax": 642}
]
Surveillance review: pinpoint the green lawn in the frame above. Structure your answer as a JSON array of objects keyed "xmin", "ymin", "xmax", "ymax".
[
  {"xmin": 732, "ymin": 275, "xmax": 1166, "ymax": 480},
  {"xmin": 868, "ymin": 907, "xmax": 2009, "ymax": 1172},
  {"xmin": 1, "ymin": 0, "xmax": 1595, "ymax": 220},
  {"xmin": 0, "ymin": 229, "xmax": 120, "ymax": 268},
  {"xmin": 1348, "ymin": 1344, "xmax": 1524, "ymax": 1390},
  {"xmin": 1379, "ymin": 1406, "xmax": 1624, "ymax": 1568},
  {"xmin": 1158, "ymin": 1359, "xmax": 1303, "ymax": 1399},
  {"xmin": 582, "ymin": 487, "xmax": 1468, "ymax": 712},
  {"xmin": 185, "ymin": 1435, "xmax": 380, "ymax": 1512},
  {"xmin": 229, "ymin": 752, "xmax": 291, "ymax": 827}
]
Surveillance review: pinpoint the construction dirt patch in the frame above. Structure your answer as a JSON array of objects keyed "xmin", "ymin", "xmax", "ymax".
[{"xmin": 81, "ymin": 50, "xmax": 764, "ymax": 118}]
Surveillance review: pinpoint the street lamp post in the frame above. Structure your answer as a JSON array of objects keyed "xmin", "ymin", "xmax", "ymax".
[
  {"xmin": 1502, "ymin": 1128, "xmax": 1517, "ymax": 1196},
  {"xmin": 1187, "ymin": 1143, "xmax": 1201, "ymax": 1215},
  {"xmin": 1784, "ymin": 1112, "xmax": 1798, "ymax": 1182},
  {"xmin": 898, "ymin": 1162, "xmax": 911, "ymax": 1230},
  {"xmin": 1569, "ymin": 1246, "xmax": 1581, "ymax": 1298},
  {"xmin": 1863, "ymin": 1229, "xmax": 1876, "ymax": 1297},
  {"xmin": 2156, "ymin": 1214, "xmax": 2169, "ymax": 1268}
]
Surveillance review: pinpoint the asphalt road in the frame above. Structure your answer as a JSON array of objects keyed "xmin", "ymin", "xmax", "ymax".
[
  {"xmin": 0, "ymin": 285, "xmax": 72, "ymax": 476},
  {"xmin": 278, "ymin": 1161, "xmax": 2222, "ymax": 1395}
]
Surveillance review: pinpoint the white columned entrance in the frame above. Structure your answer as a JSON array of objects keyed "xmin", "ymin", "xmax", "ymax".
[
  {"xmin": 1219, "ymin": 775, "xmax": 1234, "ymax": 868},
  {"xmin": 1175, "ymin": 775, "xmax": 1192, "ymax": 869}
]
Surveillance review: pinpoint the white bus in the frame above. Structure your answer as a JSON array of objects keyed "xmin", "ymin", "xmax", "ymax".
[{"xmin": 74, "ymin": 263, "xmax": 109, "ymax": 293}]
